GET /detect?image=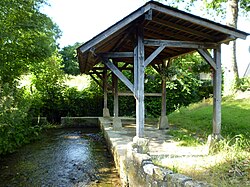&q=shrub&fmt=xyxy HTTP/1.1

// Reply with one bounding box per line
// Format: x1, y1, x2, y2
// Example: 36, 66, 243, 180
0, 83, 41, 155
